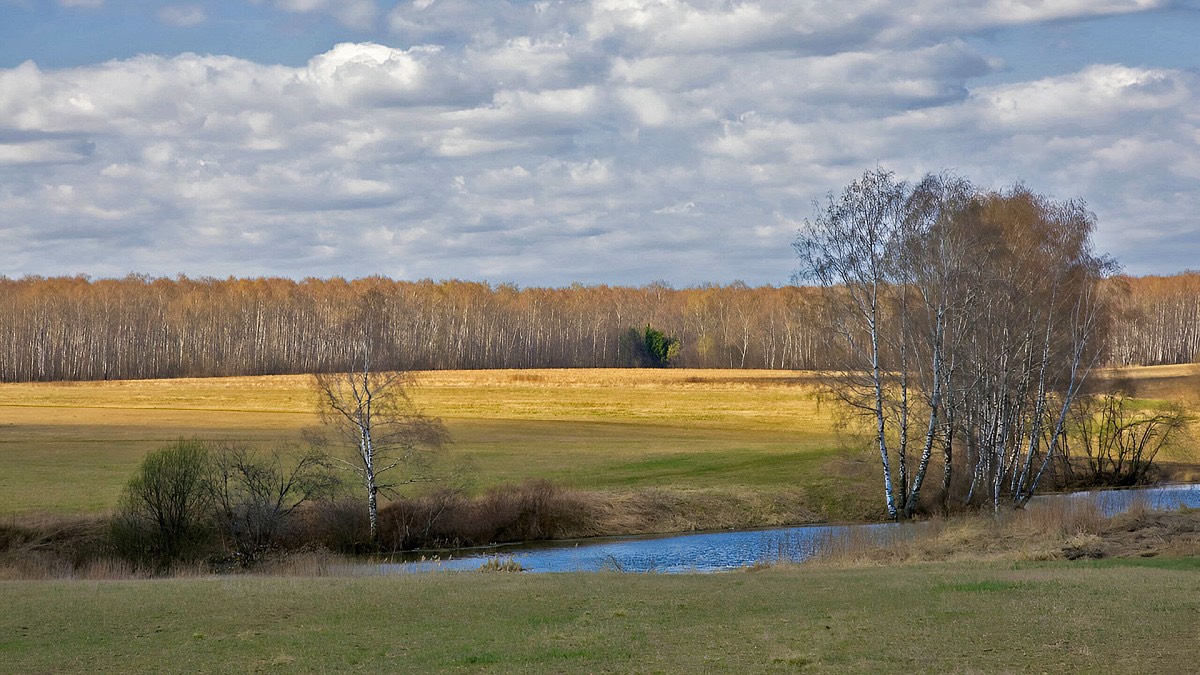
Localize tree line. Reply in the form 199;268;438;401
0;270;1196;382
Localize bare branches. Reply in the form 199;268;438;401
797;168;909;520
313;367;448;545
1060;394;1190;487
209;442;336;563
797;169;1115;517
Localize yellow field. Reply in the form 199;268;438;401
1;366;1196;516
0;369;854;515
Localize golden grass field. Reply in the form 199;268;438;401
0;369;856;516
0;366;1196;517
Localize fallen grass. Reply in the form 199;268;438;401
808;498;1200;568
1;558;1196;673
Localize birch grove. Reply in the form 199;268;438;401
0;272;1191;383
796;170;1117;517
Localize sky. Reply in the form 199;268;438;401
1;1;1198;287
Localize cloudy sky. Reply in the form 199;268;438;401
1;1;1197;286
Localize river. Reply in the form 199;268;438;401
348;483;1200;575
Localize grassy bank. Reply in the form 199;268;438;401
1;556;1196;673
807;498;1200;567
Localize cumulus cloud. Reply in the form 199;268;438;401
0;1;1196;283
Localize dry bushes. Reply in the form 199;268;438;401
375;480;597;550
371;483;826;551
0;513;127;580
806;497;1198;569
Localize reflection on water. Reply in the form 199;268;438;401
349;483;1199;575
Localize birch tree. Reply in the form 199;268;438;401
895;173;980;515
795;168;908;520
797;170;1114;517
315;353;448;545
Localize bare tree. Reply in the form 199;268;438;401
314;355;448;545
209;443;337;564
1059;393;1190;486
795;168;908;520
894;172;980;516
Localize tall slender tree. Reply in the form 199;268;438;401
795;168;909;520
314;338;447;545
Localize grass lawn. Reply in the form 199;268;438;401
1;558;1196;673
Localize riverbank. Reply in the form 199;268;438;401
5;484;1196;579
806;495;1199;568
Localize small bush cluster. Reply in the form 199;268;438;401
111;439;337;572
111;440;217;569
477;556;525;573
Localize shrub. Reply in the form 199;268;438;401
478;556;525;572
112;439;342;569
301;497;373;553
1059;394;1191;487
621;325;681;367
112;439;218;569
209;443;337;565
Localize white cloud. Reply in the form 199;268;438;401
0;2;1196;283
617;87;672;126
977;65;1189;130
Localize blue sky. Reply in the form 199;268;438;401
1;1;1198;285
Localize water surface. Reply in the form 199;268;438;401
352;483;1199;575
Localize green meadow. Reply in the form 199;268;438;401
2;559;1197;673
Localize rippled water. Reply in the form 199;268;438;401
349;483;1199;575
1037;482;1200;516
